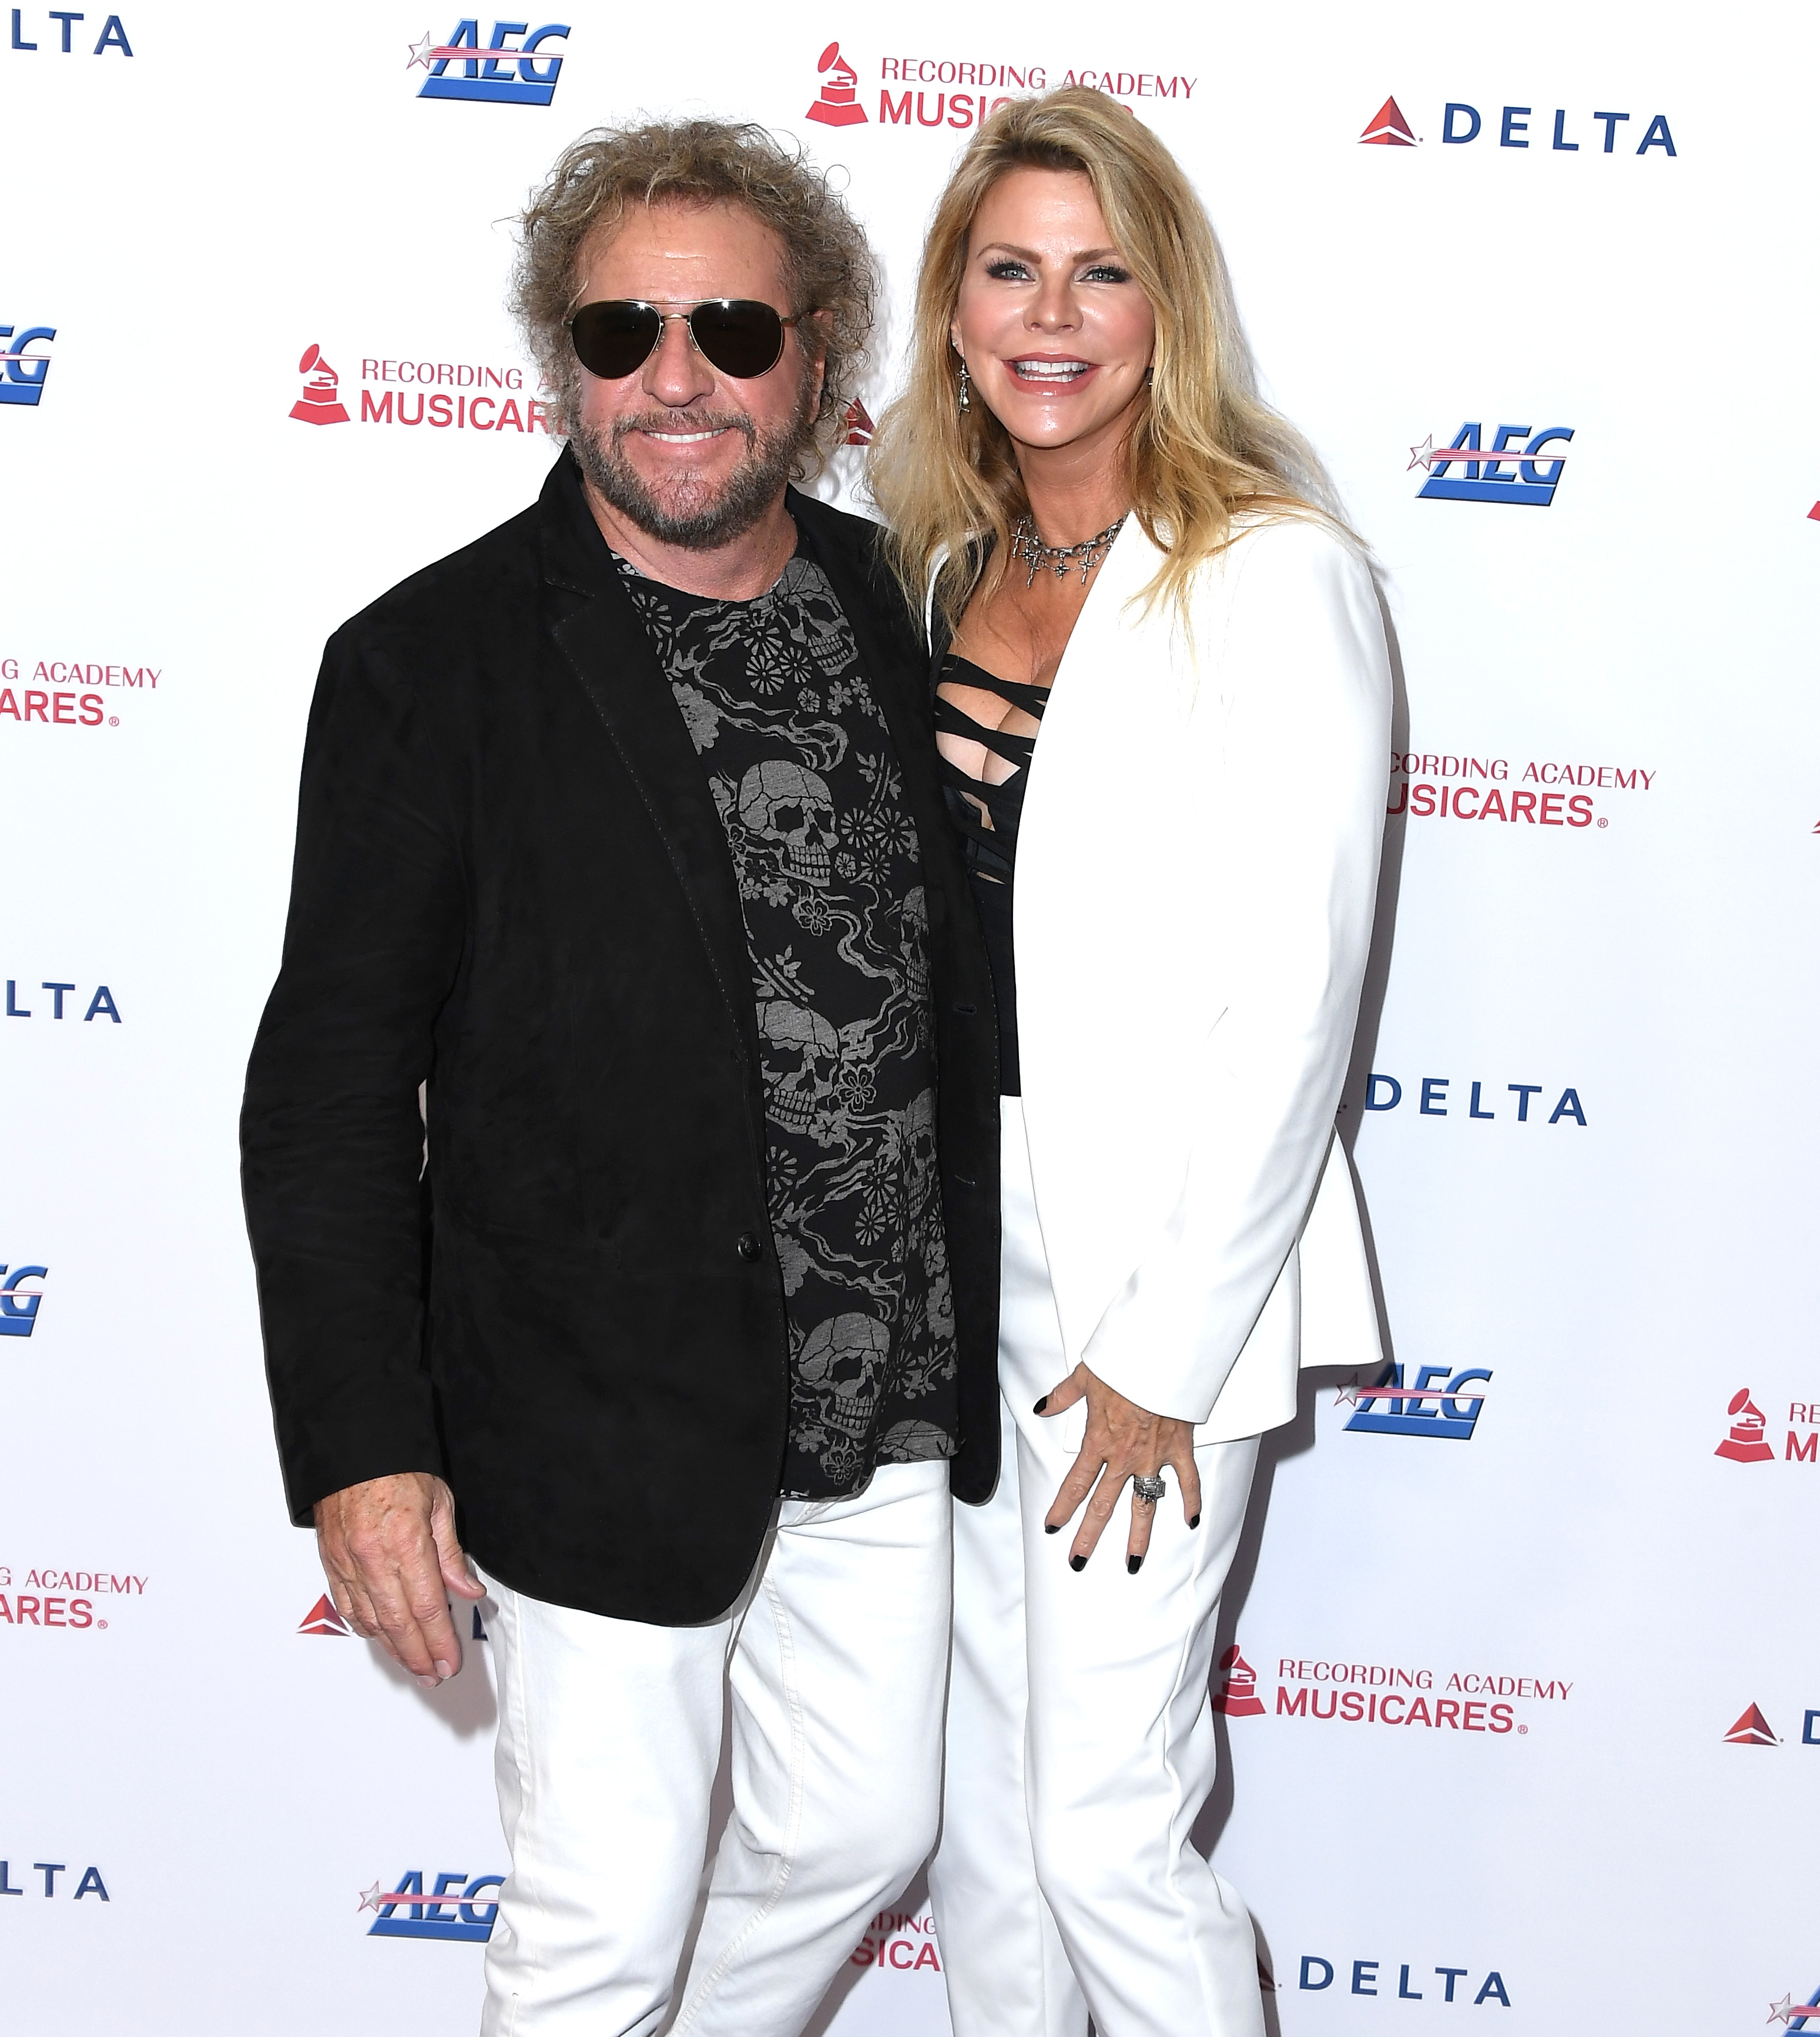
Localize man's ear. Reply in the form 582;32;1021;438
803;308;833;409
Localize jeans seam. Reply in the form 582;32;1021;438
671;1570;809;2032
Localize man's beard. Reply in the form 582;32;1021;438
572;377;816;553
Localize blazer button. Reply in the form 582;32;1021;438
736;1231;763;1263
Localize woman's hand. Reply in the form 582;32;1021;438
1037;1363;1201;1573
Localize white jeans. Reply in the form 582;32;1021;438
480;1460;951;2037
929;1100;1265;2037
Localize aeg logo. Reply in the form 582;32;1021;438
407;21;568;104
360;1871;505;1940
0;1264;46;1339
1410;424;1574;506
0;325;55;409
1339;1366;1490;1441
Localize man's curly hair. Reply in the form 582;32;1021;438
513;118;874;475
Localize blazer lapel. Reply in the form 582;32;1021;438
538;456;760;1059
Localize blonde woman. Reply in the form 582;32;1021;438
868;89;1390;2037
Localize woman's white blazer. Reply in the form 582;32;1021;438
936;513;1392;1439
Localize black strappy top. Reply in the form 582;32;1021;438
934;653;1050;1096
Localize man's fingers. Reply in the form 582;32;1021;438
431;1502;485;1602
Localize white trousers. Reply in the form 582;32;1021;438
929;1100;1265;2037
480;1460;951;2037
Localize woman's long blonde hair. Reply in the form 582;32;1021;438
868;88;1343;633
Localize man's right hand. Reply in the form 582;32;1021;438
313;1472;485;1687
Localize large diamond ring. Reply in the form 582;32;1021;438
1132;1474;1167;1504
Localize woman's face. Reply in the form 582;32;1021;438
950;167;1156;465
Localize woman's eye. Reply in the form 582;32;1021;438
985;260;1034;281
1081;264;1132;284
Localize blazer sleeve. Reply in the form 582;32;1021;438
240;627;467;1522
1080;521;1390;1422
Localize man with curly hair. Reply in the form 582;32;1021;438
242;119;998;2036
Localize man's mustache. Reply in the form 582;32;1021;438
610;410;758;449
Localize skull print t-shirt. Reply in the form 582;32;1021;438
615;545;959;1500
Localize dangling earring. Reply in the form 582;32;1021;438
957;361;971;414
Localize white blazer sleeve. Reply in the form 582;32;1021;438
1081;521;1390;1421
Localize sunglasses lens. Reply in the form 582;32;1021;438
690;301;787;379
571;302;662;380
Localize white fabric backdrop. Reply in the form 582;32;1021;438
2;2;1816;2030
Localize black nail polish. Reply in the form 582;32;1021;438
1045;1523;1061;1534
1033;1395;1048;1414
1189;1513;1201;1529
1127;1553;1143;1575
1069;1553;1086;1572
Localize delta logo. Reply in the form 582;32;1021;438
0;1263;46;1339
1722;1699;1820;1749
1410;424;1573;506
1360;1073;1588;1126
1219;1649;1573;1737
287;345;554;439
1;324;55;408
1293;1955;1511;2008
406;21;568;105
360;1869;505;1941
804;43;1197;135
1338;1365;1490;1441
1769;1991;1820;2031
1358;95;1676;156
0;1860;110;1901
301;1593;490;1640
2;981;122;1022
1715;1390;1820;1466
4;11;131;56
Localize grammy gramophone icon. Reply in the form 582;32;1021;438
806;41;866;127
1715;1388;1775;1464
290;343;350;426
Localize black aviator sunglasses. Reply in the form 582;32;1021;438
568;298;809;382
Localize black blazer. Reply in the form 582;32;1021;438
242;451;1000;1625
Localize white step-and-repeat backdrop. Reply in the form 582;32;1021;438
3;2;1815;2031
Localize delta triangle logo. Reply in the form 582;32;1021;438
807;41;867;127
842;397;875;447
299;1593;352;1636
1360;96;1417;146
1716;1388;1775;1463
1722;1703;1779;1746
1213;1644;1265;1716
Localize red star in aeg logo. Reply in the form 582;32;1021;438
1769;1988;1820;2028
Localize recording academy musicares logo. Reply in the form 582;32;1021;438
1715;1389;1820;1466
287;344;554;439
1357;93;1677;156
801;41;1196;135
0;1563;146;1632
1215;1649;1571;1737
1386;749;1655;832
